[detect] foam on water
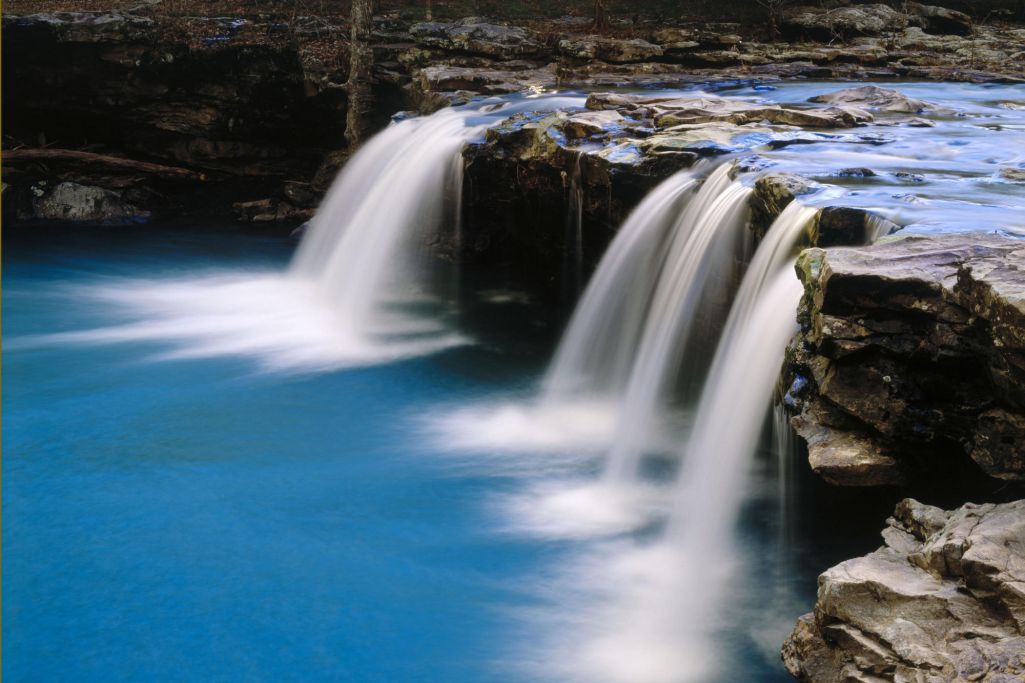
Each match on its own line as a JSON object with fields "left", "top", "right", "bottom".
{"left": 9, "top": 272, "right": 465, "bottom": 372}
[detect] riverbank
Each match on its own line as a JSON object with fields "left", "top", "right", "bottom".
{"left": 4, "top": 3, "right": 1024, "bottom": 227}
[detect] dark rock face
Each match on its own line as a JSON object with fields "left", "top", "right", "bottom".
{"left": 2, "top": 10, "right": 348, "bottom": 223}
{"left": 787, "top": 233, "right": 1025, "bottom": 487}
{"left": 783, "top": 498, "right": 1025, "bottom": 682}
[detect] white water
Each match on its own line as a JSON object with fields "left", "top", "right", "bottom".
{"left": 542, "top": 171, "right": 699, "bottom": 401}
{"left": 17, "top": 107, "right": 488, "bottom": 372}
{"left": 431, "top": 169, "right": 702, "bottom": 461}
{"left": 510, "top": 203, "right": 816, "bottom": 683}
{"left": 291, "top": 107, "right": 485, "bottom": 353}
{"left": 603, "top": 164, "right": 753, "bottom": 482}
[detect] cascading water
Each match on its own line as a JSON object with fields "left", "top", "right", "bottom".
{"left": 541, "top": 170, "right": 699, "bottom": 401}
{"left": 511, "top": 202, "right": 820, "bottom": 683}
{"left": 432, "top": 168, "right": 703, "bottom": 460}
{"left": 602, "top": 164, "right": 753, "bottom": 482}
{"left": 656, "top": 201, "right": 817, "bottom": 665}
{"left": 24, "top": 106, "right": 491, "bottom": 372}
{"left": 669, "top": 201, "right": 816, "bottom": 541}
{"left": 291, "top": 107, "right": 484, "bottom": 354}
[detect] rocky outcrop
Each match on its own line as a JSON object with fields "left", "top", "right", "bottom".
{"left": 782, "top": 3, "right": 973, "bottom": 41}
{"left": 786, "top": 233, "right": 1025, "bottom": 487}
{"left": 409, "top": 18, "right": 544, "bottom": 59}
{"left": 30, "top": 181, "right": 148, "bottom": 224}
{"left": 783, "top": 498, "right": 1025, "bottom": 682}
{"left": 783, "top": 4, "right": 916, "bottom": 41}
{"left": 558, "top": 35, "right": 663, "bottom": 63}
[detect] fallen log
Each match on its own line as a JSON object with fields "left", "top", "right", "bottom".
{"left": 2, "top": 148, "right": 206, "bottom": 182}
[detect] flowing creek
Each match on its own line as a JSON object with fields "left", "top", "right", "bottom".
{"left": 4, "top": 81, "right": 1024, "bottom": 682}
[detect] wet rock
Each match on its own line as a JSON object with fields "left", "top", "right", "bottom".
{"left": 282, "top": 180, "right": 318, "bottom": 209}
{"left": 789, "top": 233, "right": 1025, "bottom": 486}
{"left": 639, "top": 122, "right": 777, "bottom": 157}
{"left": 811, "top": 206, "right": 898, "bottom": 247}
{"left": 559, "top": 110, "right": 625, "bottom": 139}
{"left": 409, "top": 18, "right": 544, "bottom": 59}
{"left": 3, "top": 10, "right": 349, "bottom": 222}
{"left": 232, "top": 197, "right": 314, "bottom": 223}
{"left": 750, "top": 172, "right": 821, "bottom": 231}
{"left": 1000, "top": 166, "right": 1025, "bottom": 183}
{"left": 836, "top": 167, "right": 876, "bottom": 177}
{"left": 558, "top": 35, "right": 663, "bottom": 63}
{"left": 585, "top": 92, "right": 871, "bottom": 128}
{"left": 29, "top": 180, "right": 148, "bottom": 223}
{"left": 783, "top": 498, "right": 1025, "bottom": 682}
{"left": 311, "top": 150, "right": 349, "bottom": 192}
{"left": 793, "top": 407, "right": 904, "bottom": 486}
{"left": 809, "top": 85, "right": 936, "bottom": 114}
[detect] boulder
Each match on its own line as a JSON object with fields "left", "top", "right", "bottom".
{"left": 558, "top": 110, "right": 625, "bottom": 139}
{"left": 29, "top": 181, "right": 148, "bottom": 223}
{"left": 809, "top": 85, "right": 938, "bottom": 114}
{"left": 910, "top": 2, "right": 972, "bottom": 36}
{"left": 409, "top": 18, "right": 544, "bottom": 59}
{"left": 750, "top": 171, "right": 822, "bottom": 232}
{"left": 788, "top": 233, "right": 1025, "bottom": 486}
{"left": 557, "top": 35, "right": 663, "bottom": 63}
{"left": 783, "top": 498, "right": 1025, "bottom": 682}
{"left": 1000, "top": 166, "right": 1025, "bottom": 183}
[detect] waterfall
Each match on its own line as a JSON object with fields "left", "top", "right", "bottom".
{"left": 603, "top": 164, "right": 753, "bottom": 482}
{"left": 669, "top": 201, "right": 815, "bottom": 539}
{"left": 659, "top": 203, "right": 816, "bottom": 652}
{"left": 291, "top": 107, "right": 483, "bottom": 351}
{"left": 541, "top": 171, "right": 699, "bottom": 401}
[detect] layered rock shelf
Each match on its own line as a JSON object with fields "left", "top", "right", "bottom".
{"left": 786, "top": 234, "right": 1025, "bottom": 488}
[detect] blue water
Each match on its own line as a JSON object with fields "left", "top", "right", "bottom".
{"left": 2, "top": 226, "right": 563, "bottom": 682}
{"left": 3, "top": 225, "right": 887, "bottom": 682}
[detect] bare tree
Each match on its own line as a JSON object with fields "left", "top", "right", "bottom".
{"left": 345, "top": 0, "right": 374, "bottom": 149}
{"left": 594, "top": 0, "right": 608, "bottom": 33}
{"left": 756, "top": 0, "right": 789, "bottom": 40}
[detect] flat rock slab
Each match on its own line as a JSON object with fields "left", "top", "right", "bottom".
{"left": 809, "top": 85, "right": 939, "bottom": 114}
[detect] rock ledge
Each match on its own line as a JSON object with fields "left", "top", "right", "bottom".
{"left": 784, "top": 497, "right": 1025, "bottom": 683}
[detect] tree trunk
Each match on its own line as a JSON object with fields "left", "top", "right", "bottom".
{"left": 594, "top": 0, "right": 608, "bottom": 32}
{"left": 426, "top": 0, "right": 433, "bottom": 21}
{"left": 345, "top": 0, "right": 374, "bottom": 150}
